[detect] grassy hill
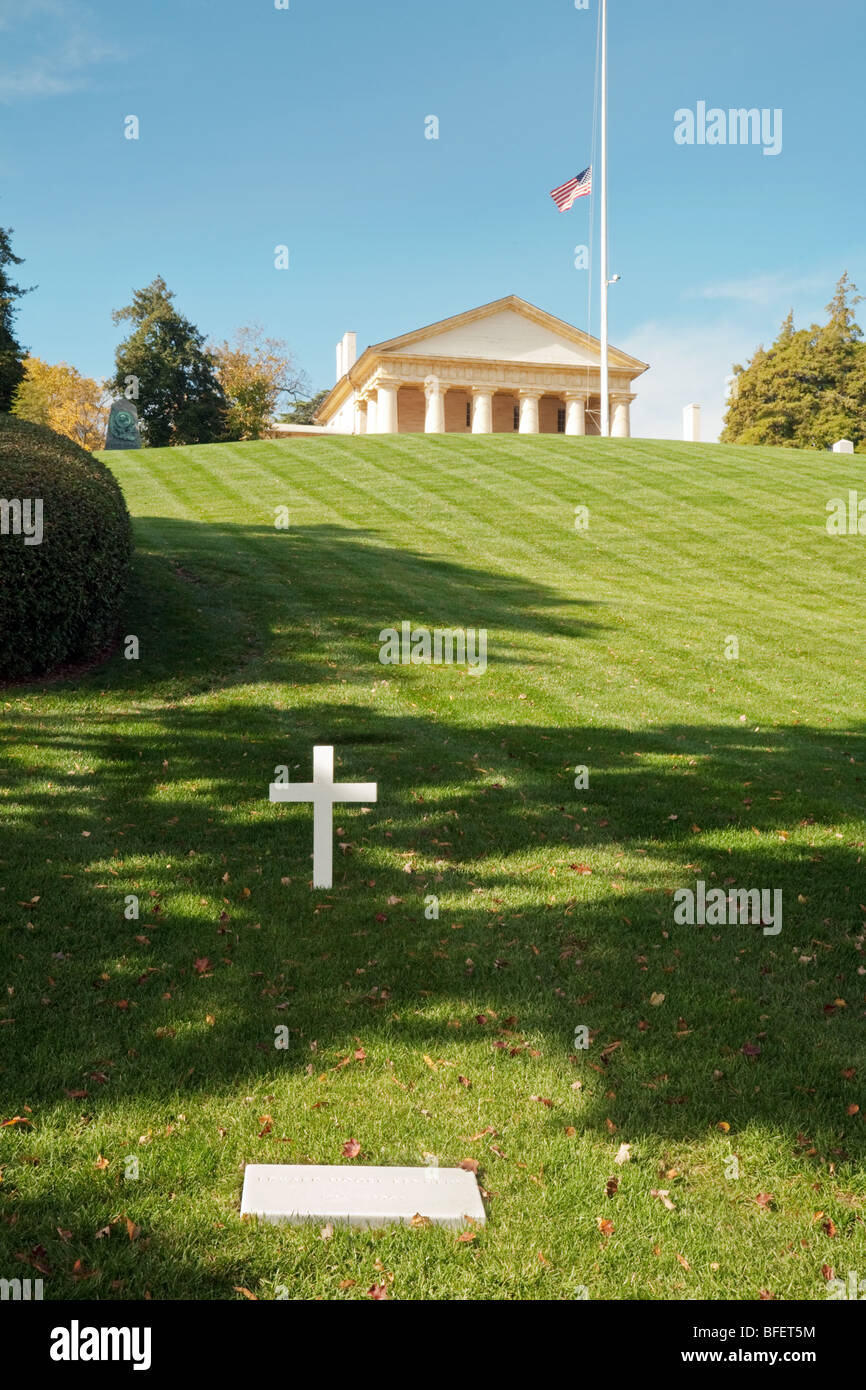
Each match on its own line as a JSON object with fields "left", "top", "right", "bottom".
{"left": 1, "top": 434, "right": 864, "bottom": 1301}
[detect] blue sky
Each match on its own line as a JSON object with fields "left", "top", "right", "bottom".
{"left": 1, "top": 0, "right": 863, "bottom": 440}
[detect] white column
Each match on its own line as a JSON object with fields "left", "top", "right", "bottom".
{"left": 611, "top": 394, "right": 632, "bottom": 439}
{"left": 354, "top": 397, "right": 368, "bottom": 435}
{"left": 564, "top": 392, "right": 587, "bottom": 437}
{"left": 471, "top": 387, "right": 493, "bottom": 434}
{"left": 424, "top": 377, "right": 445, "bottom": 433}
{"left": 518, "top": 390, "right": 541, "bottom": 434}
{"left": 683, "top": 403, "right": 701, "bottom": 443}
{"left": 366, "top": 390, "right": 378, "bottom": 434}
{"left": 377, "top": 379, "right": 399, "bottom": 434}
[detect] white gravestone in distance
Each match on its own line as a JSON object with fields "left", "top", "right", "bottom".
{"left": 832, "top": 439, "right": 855, "bottom": 454}
{"left": 241, "top": 1164, "right": 486, "bottom": 1230}
{"left": 269, "top": 745, "right": 377, "bottom": 889}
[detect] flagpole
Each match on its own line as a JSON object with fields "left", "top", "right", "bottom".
{"left": 599, "top": 0, "right": 610, "bottom": 438}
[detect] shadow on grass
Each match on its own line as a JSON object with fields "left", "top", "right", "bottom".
{"left": 91, "top": 518, "right": 605, "bottom": 695}
{"left": 1, "top": 700, "right": 864, "bottom": 1136}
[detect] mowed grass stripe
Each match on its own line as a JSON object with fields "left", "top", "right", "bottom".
{"left": 120, "top": 438, "right": 863, "bottom": 720}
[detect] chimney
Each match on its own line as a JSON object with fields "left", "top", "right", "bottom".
{"left": 342, "top": 331, "right": 357, "bottom": 372}
{"left": 336, "top": 339, "right": 345, "bottom": 382}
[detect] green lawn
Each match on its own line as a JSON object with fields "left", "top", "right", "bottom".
{"left": 1, "top": 433, "right": 864, "bottom": 1301}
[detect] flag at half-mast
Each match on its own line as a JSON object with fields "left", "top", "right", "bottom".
{"left": 549, "top": 166, "right": 592, "bottom": 212}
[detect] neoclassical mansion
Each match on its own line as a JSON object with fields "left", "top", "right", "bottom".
{"left": 315, "top": 295, "right": 649, "bottom": 437}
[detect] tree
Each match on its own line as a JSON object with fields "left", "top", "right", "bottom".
{"left": 808, "top": 272, "right": 866, "bottom": 446}
{"left": 0, "top": 224, "right": 32, "bottom": 413}
{"left": 211, "top": 325, "right": 309, "bottom": 439}
{"left": 111, "top": 277, "right": 227, "bottom": 447}
{"left": 280, "top": 387, "right": 330, "bottom": 425}
{"left": 11, "top": 357, "right": 110, "bottom": 452}
{"left": 722, "top": 274, "right": 866, "bottom": 450}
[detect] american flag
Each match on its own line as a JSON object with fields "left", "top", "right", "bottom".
{"left": 550, "top": 166, "right": 592, "bottom": 212}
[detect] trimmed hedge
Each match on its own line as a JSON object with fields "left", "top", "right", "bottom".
{"left": 0, "top": 414, "right": 132, "bottom": 680}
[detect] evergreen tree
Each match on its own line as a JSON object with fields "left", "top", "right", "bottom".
{"left": 809, "top": 272, "right": 865, "bottom": 446}
{"left": 722, "top": 274, "right": 866, "bottom": 450}
{"left": 111, "top": 277, "right": 227, "bottom": 447}
{"left": 0, "top": 225, "right": 32, "bottom": 413}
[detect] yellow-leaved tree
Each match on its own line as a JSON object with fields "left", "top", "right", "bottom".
{"left": 211, "top": 325, "right": 309, "bottom": 440}
{"left": 11, "top": 357, "right": 110, "bottom": 452}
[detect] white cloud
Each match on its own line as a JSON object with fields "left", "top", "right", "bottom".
{"left": 0, "top": 2, "right": 121, "bottom": 103}
{"left": 684, "top": 271, "right": 828, "bottom": 307}
{"left": 621, "top": 318, "right": 756, "bottom": 444}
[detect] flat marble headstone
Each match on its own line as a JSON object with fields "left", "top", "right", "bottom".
{"left": 241, "top": 1164, "right": 486, "bottom": 1230}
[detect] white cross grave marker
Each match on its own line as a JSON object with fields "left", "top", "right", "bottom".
{"left": 269, "top": 746, "right": 377, "bottom": 889}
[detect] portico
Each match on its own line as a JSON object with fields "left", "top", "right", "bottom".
{"left": 316, "top": 295, "right": 648, "bottom": 438}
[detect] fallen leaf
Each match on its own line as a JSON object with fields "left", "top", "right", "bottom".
{"left": 233, "top": 1286, "right": 258, "bottom": 1300}
{"left": 596, "top": 1217, "right": 615, "bottom": 1238}
{"left": 651, "top": 1189, "right": 676, "bottom": 1211}
{"left": 341, "top": 1138, "right": 361, "bottom": 1159}
{"left": 614, "top": 1143, "right": 631, "bottom": 1165}
{"left": 16, "top": 1246, "right": 52, "bottom": 1275}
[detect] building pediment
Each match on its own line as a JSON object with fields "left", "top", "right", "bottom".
{"left": 370, "top": 295, "right": 647, "bottom": 374}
